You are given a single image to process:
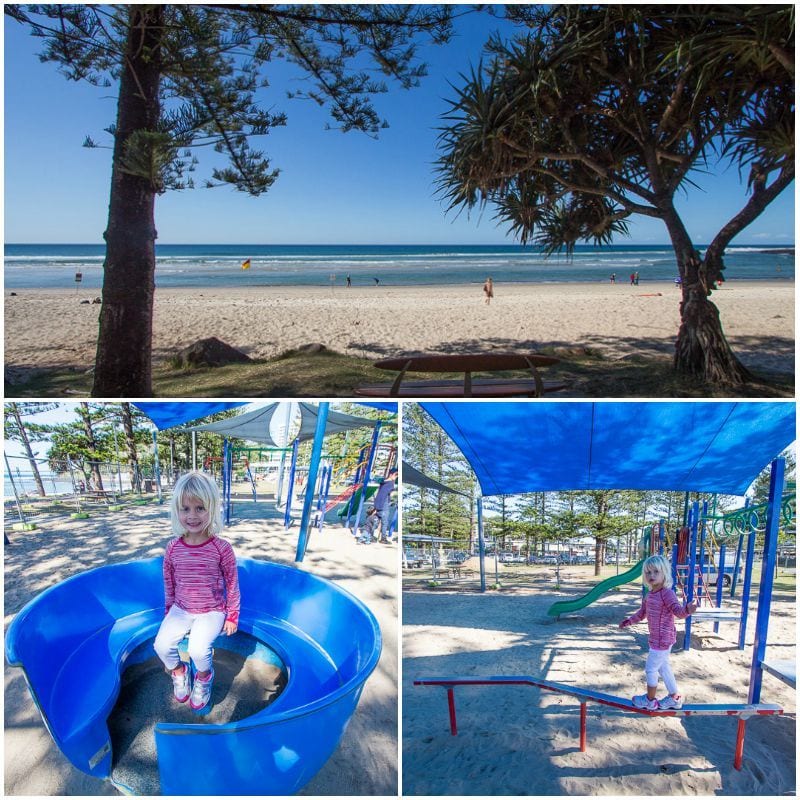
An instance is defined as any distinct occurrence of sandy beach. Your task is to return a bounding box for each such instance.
[4,487,398,796]
[402,567,796,796]
[4,280,794,379]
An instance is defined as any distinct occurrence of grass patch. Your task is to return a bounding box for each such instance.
[5,348,794,398]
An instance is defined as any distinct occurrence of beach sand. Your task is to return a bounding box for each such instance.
[402,568,796,796]
[4,487,398,796]
[4,281,794,380]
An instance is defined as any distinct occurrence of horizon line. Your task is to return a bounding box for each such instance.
[5,241,796,248]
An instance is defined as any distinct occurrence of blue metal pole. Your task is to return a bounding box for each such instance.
[315,465,330,531]
[748,457,785,704]
[284,439,299,529]
[477,496,486,593]
[295,403,330,563]
[699,500,708,603]
[276,449,287,508]
[152,431,162,503]
[714,544,725,634]
[730,499,749,599]
[738,510,759,651]
[351,423,382,536]
[684,502,699,651]
[345,446,367,526]
[671,542,678,589]
[224,439,232,526]
[658,519,665,555]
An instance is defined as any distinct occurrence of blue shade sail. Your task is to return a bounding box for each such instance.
[134,402,249,429]
[421,402,796,496]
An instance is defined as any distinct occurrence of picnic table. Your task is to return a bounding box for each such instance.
[355,353,566,398]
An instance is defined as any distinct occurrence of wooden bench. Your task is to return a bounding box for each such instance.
[356,353,567,398]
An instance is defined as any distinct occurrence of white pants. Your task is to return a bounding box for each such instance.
[153,605,225,673]
[645,647,678,695]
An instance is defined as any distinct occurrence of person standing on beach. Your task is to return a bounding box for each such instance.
[153,472,240,715]
[346,274,352,287]
[610,273,616,283]
[483,277,494,304]
[372,468,397,543]
[619,554,696,711]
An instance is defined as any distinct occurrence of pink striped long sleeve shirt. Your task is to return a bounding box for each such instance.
[621,587,692,650]
[163,536,240,625]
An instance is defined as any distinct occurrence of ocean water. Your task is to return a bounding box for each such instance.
[4,243,794,290]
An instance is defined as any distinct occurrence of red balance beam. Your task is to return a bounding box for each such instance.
[413,675,782,770]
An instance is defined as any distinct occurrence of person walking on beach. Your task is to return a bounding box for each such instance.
[619,554,696,710]
[346,274,352,287]
[483,277,494,304]
[373,468,397,543]
[153,471,240,714]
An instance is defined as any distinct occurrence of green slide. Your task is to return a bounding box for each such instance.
[336,485,377,516]
[547,559,644,617]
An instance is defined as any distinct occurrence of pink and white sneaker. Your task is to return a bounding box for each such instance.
[190,668,214,713]
[170,663,191,703]
[658,694,684,710]
[632,693,659,711]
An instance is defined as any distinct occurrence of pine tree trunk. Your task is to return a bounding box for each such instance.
[10,406,46,497]
[120,402,141,492]
[92,6,163,397]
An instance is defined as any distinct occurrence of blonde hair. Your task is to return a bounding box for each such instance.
[642,554,673,589]
[170,471,222,537]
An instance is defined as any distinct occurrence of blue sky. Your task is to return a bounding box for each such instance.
[4,9,794,246]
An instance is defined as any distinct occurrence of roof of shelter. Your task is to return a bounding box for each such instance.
[402,460,470,496]
[184,401,377,447]
[421,402,795,497]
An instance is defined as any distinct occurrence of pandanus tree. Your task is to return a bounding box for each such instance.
[6,4,454,396]
[437,5,794,385]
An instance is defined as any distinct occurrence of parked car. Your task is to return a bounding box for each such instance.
[403,550,424,568]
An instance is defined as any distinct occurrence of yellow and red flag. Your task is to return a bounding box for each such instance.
[241,258,251,270]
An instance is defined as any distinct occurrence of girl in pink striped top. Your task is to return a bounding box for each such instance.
[153,472,240,713]
[619,554,696,711]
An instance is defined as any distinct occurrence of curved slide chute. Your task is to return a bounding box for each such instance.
[547,559,644,617]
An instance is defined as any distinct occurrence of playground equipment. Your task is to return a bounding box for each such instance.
[414,675,782,771]
[413,402,794,773]
[5,556,381,795]
[547,560,644,618]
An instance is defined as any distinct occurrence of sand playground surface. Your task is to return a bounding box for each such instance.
[402,567,796,796]
[4,280,795,380]
[4,489,398,796]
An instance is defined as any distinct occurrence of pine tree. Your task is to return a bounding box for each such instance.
[3,402,59,496]
[7,5,455,395]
